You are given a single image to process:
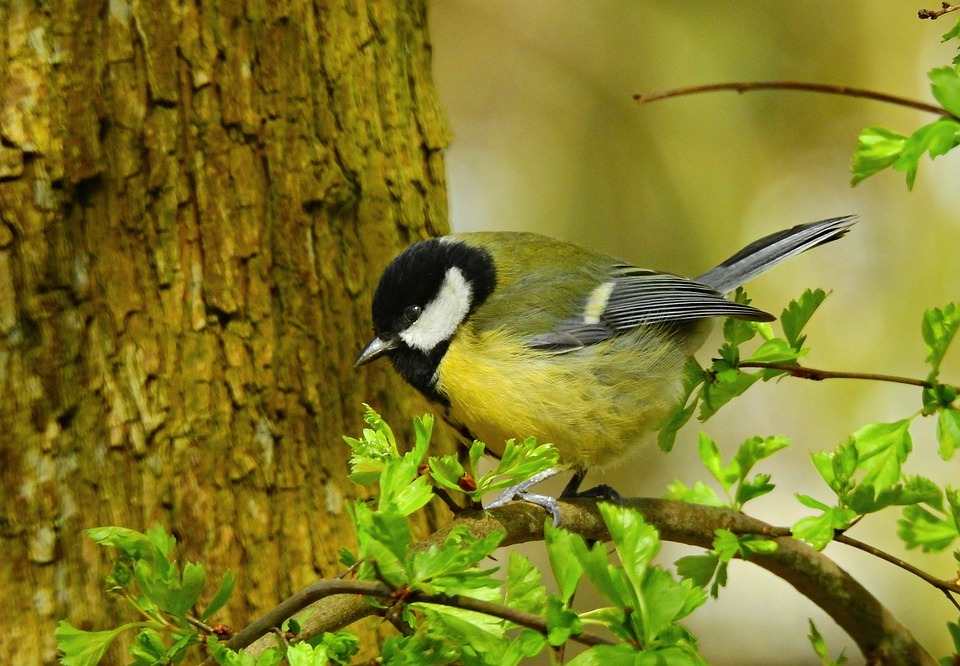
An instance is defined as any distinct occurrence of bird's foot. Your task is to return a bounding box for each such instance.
[485,467,563,525]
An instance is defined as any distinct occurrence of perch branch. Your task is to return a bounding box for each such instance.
[228,499,935,665]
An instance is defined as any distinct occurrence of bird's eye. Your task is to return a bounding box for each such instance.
[402,305,422,324]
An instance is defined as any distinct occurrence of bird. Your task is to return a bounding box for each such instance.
[355,215,856,515]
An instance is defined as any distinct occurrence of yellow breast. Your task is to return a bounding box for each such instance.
[435,325,695,469]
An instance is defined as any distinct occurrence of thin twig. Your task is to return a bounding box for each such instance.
[433,486,466,514]
[634,81,957,120]
[185,614,218,636]
[833,533,960,612]
[919,3,960,19]
[738,361,936,389]
[738,523,960,612]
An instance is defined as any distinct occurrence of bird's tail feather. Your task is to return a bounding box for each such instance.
[695,215,857,294]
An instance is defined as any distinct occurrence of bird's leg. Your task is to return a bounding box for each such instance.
[560,468,587,497]
[485,467,564,525]
[560,467,622,503]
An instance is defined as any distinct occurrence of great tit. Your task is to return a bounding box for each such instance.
[356,216,856,512]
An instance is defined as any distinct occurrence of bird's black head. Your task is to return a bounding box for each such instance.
[356,237,496,401]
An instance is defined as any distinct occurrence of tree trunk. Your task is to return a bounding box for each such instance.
[0,1,450,662]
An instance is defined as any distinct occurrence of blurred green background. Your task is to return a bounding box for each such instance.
[430,2,960,664]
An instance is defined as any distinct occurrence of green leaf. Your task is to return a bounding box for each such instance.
[808,619,848,666]
[675,553,720,590]
[640,567,690,638]
[712,529,777,562]
[412,413,434,449]
[56,621,145,666]
[901,475,945,508]
[696,433,729,490]
[501,630,548,666]
[723,304,759,347]
[781,289,828,350]
[286,642,328,666]
[733,435,790,475]
[128,628,169,665]
[86,526,167,564]
[175,561,207,616]
[664,480,724,507]
[792,506,857,550]
[347,501,407,585]
[544,523,584,603]
[938,408,960,460]
[545,597,582,647]
[734,474,775,507]
[378,425,433,516]
[202,571,238,622]
[946,619,960,661]
[796,493,831,511]
[658,358,706,452]
[851,125,907,185]
[378,627,459,665]
[600,503,659,592]
[409,526,503,596]
[144,524,178,560]
[923,304,960,380]
[745,338,805,364]
[930,66,960,117]
[843,484,904,514]
[944,16,960,42]
[850,420,912,491]
[131,550,206,618]
[504,552,547,614]
[693,434,788,509]
[699,366,761,421]
[899,503,959,553]
[428,455,469,494]
[468,438,559,498]
[573,534,626,608]
[894,119,960,189]
[810,440,857,495]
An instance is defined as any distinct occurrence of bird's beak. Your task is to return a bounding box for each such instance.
[355,335,399,367]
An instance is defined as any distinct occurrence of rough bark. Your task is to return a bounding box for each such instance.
[0,1,450,663]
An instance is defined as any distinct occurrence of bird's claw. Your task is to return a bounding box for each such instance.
[485,467,563,525]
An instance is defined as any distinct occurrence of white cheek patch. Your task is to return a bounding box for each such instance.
[400,267,473,353]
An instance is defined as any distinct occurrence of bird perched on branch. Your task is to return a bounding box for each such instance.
[356,215,856,517]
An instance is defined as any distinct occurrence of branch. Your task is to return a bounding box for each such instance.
[634,81,958,121]
[233,499,935,666]
[741,524,960,612]
[834,533,960,613]
[919,3,960,19]
[738,361,936,389]
[212,578,614,662]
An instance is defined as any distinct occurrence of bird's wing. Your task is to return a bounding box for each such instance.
[525,267,772,352]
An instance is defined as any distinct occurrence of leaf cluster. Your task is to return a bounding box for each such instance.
[56,525,239,666]
[340,412,707,665]
[659,287,827,452]
[851,19,960,188]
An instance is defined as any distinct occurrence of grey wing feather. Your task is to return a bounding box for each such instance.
[526,215,857,353]
[600,273,772,328]
[526,271,772,352]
